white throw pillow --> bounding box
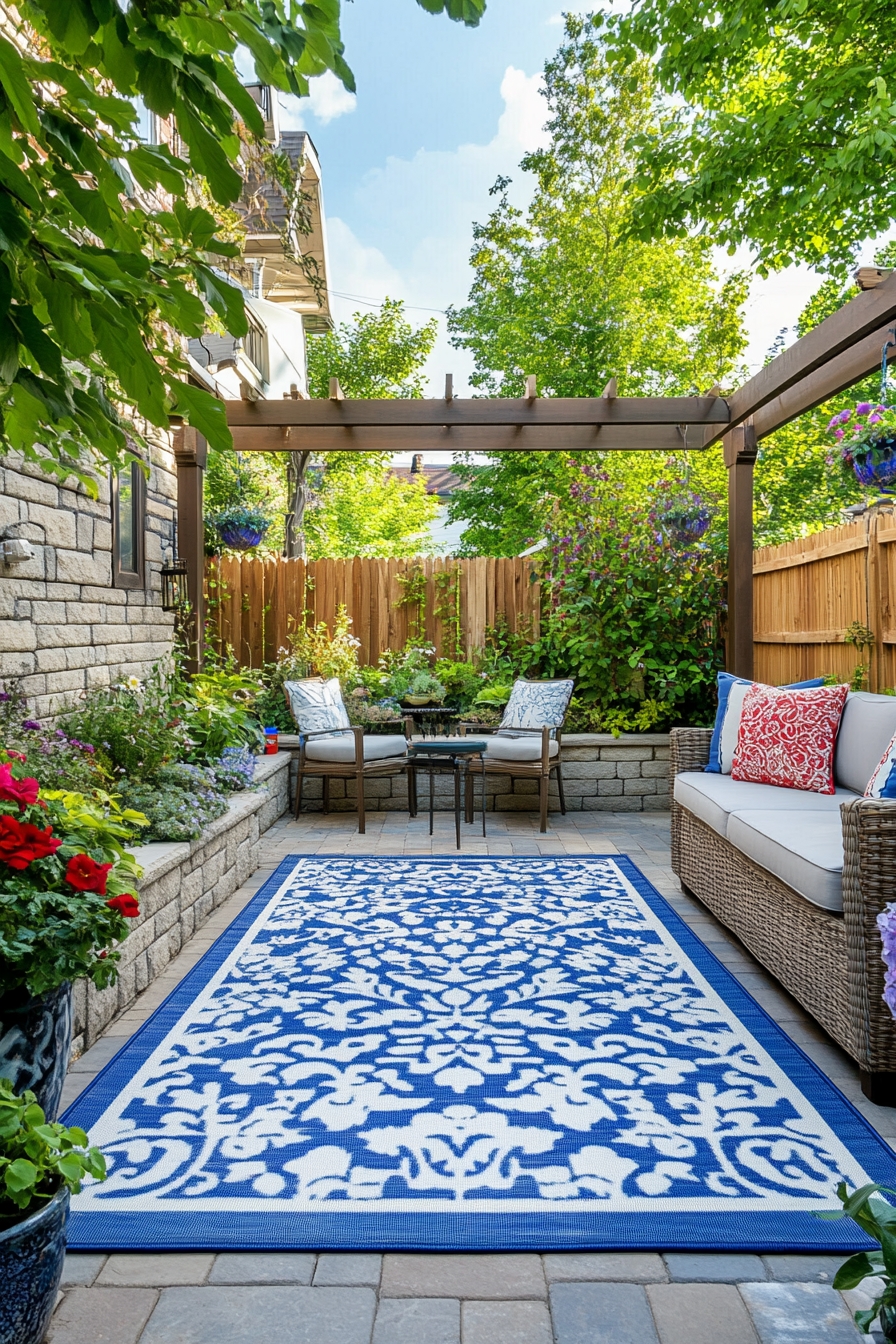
[501,679,574,732]
[284,678,350,734]
[718,681,753,774]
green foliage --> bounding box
[406,671,446,700]
[59,668,183,781]
[537,464,724,727]
[307,298,438,401]
[378,644,437,701]
[433,658,486,706]
[121,767,228,843]
[304,460,439,558]
[0,1080,105,1220]
[0,781,145,995]
[179,668,263,763]
[817,1181,896,1334]
[446,17,746,556]
[0,2,482,480]
[605,1,896,274]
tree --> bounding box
[205,299,440,556]
[445,16,747,556]
[0,0,485,489]
[604,1,896,275]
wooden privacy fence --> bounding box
[207,555,541,669]
[753,505,896,690]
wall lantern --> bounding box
[160,556,189,612]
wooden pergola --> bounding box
[174,269,896,677]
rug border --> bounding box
[62,854,892,1254]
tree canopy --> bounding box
[446,17,747,556]
[0,0,485,489]
[604,0,896,275]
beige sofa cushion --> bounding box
[726,810,844,912]
[834,692,896,794]
[673,771,854,838]
[304,733,407,765]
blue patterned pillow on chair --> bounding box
[501,679,574,732]
[284,678,350,734]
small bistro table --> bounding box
[407,740,488,849]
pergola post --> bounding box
[725,423,757,679]
[173,425,207,674]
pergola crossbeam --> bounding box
[228,424,706,453]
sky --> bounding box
[275,0,878,463]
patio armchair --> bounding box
[463,677,575,832]
[284,678,412,834]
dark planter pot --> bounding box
[215,521,269,550]
[0,1185,69,1344]
[880,1301,896,1342]
[0,983,73,1122]
[851,435,896,491]
[662,508,713,544]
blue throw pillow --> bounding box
[704,672,826,773]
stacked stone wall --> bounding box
[0,433,177,718]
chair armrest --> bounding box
[670,727,712,775]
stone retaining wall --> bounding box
[72,752,290,1055]
[280,733,670,817]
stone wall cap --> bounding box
[562,732,672,746]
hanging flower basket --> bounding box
[211,507,271,551]
[661,506,713,544]
[831,403,896,493]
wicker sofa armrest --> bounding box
[670,726,712,775]
[840,796,896,1090]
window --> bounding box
[241,318,268,382]
[112,462,145,589]
[133,97,159,145]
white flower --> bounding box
[121,676,143,692]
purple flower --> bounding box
[869,414,882,424]
[856,402,872,415]
[22,719,41,731]
[835,428,845,440]
[839,409,852,423]
[0,693,10,703]
[84,744,95,754]
[55,728,66,740]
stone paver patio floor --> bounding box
[52,808,893,1344]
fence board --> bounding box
[753,509,896,690]
[207,553,542,669]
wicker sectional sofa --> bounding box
[670,692,896,1105]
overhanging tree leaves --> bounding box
[0,0,485,489]
[603,0,896,274]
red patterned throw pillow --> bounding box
[730,683,849,794]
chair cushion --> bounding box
[486,736,560,762]
[705,673,824,774]
[731,682,848,794]
[835,692,896,793]
[726,810,844,912]
[304,733,407,764]
[866,728,896,799]
[500,679,574,731]
[284,678,350,734]
[673,771,854,838]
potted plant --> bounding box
[659,490,714,545]
[404,671,446,706]
[818,1181,896,1338]
[210,504,271,551]
[830,402,896,491]
[0,1080,105,1344]
[0,756,144,1119]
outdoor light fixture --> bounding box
[160,556,189,612]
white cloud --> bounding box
[278,70,357,131]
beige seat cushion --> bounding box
[726,810,844,912]
[304,733,407,765]
[674,771,854,838]
[486,736,560,762]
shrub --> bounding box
[59,666,184,781]
[179,667,263,764]
[121,764,228,842]
[0,1080,106,1219]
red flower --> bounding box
[0,814,62,870]
[65,854,113,895]
[106,893,139,918]
[0,764,39,809]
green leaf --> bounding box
[0,35,41,137]
[169,379,232,451]
[174,102,242,204]
[195,265,247,337]
[832,1252,879,1290]
[4,1158,37,1192]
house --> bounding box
[389,454,466,554]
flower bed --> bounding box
[72,752,290,1054]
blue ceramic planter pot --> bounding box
[0,983,73,1122]
[216,522,269,550]
[0,1186,69,1344]
[852,436,896,491]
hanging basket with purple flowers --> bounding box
[659,497,714,545]
[830,402,896,492]
[210,505,271,552]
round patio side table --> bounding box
[407,740,488,849]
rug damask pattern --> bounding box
[63,856,893,1251]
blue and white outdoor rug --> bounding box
[63,856,895,1252]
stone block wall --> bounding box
[281,733,670,816]
[0,430,177,719]
[72,752,290,1054]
